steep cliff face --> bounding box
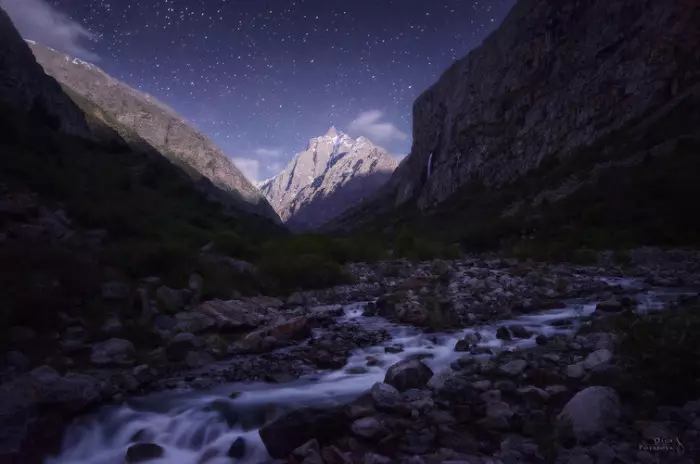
[390,0,699,212]
[330,0,700,247]
[0,8,89,138]
[260,127,398,230]
[28,43,279,222]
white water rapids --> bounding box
[46,278,698,464]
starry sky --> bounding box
[4,0,515,182]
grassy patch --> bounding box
[613,304,700,406]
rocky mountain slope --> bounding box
[259,127,397,230]
[28,42,279,222]
[329,0,700,249]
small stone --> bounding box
[596,300,622,312]
[454,340,470,352]
[500,359,527,376]
[227,437,246,459]
[472,380,492,391]
[535,334,548,346]
[567,363,586,379]
[480,389,502,403]
[125,443,164,462]
[509,324,530,338]
[582,349,612,370]
[351,417,387,441]
[496,326,511,340]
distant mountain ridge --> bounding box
[259,127,398,231]
[27,42,280,222]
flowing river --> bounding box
[46,278,698,464]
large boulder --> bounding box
[557,386,621,443]
[384,359,434,392]
[166,332,199,362]
[259,406,349,458]
[185,299,273,333]
[266,316,311,342]
[90,338,135,367]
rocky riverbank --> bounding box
[1,241,698,463]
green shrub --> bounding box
[612,249,632,266]
[258,253,355,294]
[570,248,598,265]
[213,231,256,260]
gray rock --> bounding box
[370,382,402,410]
[384,359,434,391]
[258,406,348,458]
[557,386,621,443]
[499,359,527,376]
[567,363,586,379]
[351,416,387,441]
[166,332,198,362]
[582,349,613,370]
[90,338,135,367]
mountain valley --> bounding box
[0,0,699,463]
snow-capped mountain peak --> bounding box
[258,130,398,231]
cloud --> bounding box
[232,157,260,183]
[255,148,283,158]
[348,110,408,143]
[1,0,99,62]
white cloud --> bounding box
[1,0,99,62]
[348,110,408,143]
[255,148,283,158]
[232,157,260,183]
[266,161,284,173]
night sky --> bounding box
[4,0,515,182]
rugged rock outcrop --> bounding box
[329,0,700,242]
[27,42,279,221]
[259,127,397,230]
[0,8,90,137]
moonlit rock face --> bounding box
[259,128,398,230]
[26,41,279,221]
